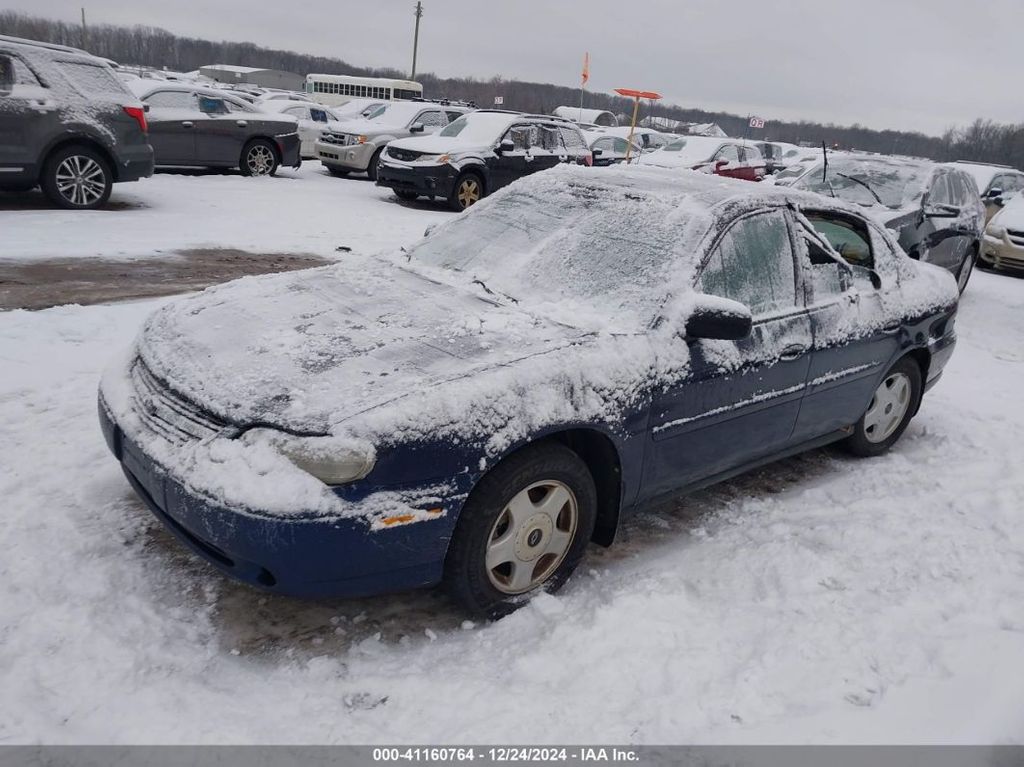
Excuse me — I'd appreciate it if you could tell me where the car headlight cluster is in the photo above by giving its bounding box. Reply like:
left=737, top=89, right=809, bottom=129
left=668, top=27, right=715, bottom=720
left=987, top=224, right=1006, bottom=238
left=274, top=435, right=376, bottom=485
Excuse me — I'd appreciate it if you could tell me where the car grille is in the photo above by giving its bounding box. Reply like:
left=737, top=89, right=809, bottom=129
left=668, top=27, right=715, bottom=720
left=1007, top=229, right=1024, bottom=246
left=320, top=132, right=356, bottom=146
left=388, top=147, right=425, bottom=162
left=131, top=359, right=227, bottom=444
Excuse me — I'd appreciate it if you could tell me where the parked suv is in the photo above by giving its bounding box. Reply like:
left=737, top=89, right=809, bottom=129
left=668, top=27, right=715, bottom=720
left=793, top=155, right=984, bottom=293
left=315, top=101, right=472, bottom=181
left=376, top=110, right=593, bottom=210
left=0, top=35, right=153, bottom=209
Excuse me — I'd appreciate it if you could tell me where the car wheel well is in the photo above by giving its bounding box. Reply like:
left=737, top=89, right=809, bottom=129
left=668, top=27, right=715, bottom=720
left=544, top=430, right=622, bottom=546
left=904, top=348, right=930, bottom=414
left=43, top=138, right=119, bottom=182
left=457, top=168, right=485, bottom=195
left=246, top=137, right=281, bottom=161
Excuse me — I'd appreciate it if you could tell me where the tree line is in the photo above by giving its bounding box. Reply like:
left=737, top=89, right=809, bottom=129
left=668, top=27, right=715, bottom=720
left=3, top=11, right=1022, bottom=170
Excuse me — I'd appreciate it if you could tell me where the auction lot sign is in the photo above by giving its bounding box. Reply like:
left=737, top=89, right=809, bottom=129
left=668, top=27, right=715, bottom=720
left=0, top=746, right=1021, bottom=766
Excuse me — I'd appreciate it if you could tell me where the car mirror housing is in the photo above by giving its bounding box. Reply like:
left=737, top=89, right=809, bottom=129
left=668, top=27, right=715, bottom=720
left=496, top=139, right=516, bottom=155
left=684, top=296, right=753, bottom=341
left=922, top=203, right=959, bottom=218
left=409, top=122, right=425, bottom=133
left=986, top=187, right=1003, bottom=200
left=592, top=148, right=604, bottom=157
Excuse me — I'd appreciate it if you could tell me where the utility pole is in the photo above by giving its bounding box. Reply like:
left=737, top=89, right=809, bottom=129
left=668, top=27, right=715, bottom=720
left=80, top=7, right=88, bottom=51
left=410, top=2, right=423, bottom=81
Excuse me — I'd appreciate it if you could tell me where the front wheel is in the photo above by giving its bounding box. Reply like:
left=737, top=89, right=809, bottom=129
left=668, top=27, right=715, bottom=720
left=844, top=357, right=922, bottom=457
left=956, top=248, right=977, bottom=293
left=444, top=442, right=596, bottom=618
left=240, top=139, right=279, bottom=177
left=41, top=145, right=113, bottom=210
left=366, top=148, right=384, bottom=181
left=448, top=172, right=484, bottom=211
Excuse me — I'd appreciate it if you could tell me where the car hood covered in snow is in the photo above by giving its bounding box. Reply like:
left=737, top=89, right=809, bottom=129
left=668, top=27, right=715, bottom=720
left=990, top=193, right=1024, bottom=230
left=134, top=260, right=591, bottom=435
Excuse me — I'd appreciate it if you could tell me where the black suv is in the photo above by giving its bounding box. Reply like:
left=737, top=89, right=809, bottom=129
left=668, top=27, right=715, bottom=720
left=0, top=35, right=153, bottom=209
left=376, top=110, right=592, bottom=210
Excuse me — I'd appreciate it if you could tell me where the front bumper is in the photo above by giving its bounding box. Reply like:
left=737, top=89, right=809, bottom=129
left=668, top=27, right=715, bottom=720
left=981, top=232, right=1024, bottom=271
left=376, top=160, right=459, bottom=198
left=315, top=139, right=378, bottom=172
left=99, top=397, right=462, bottom=598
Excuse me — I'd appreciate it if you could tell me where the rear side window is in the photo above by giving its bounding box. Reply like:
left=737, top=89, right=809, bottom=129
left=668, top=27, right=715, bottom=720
left=0, top=54, right=42, bottom=89
left=715, top=144, right=740, bottom=163
left=145, top=90, right=195, bottom=109
left=415, top=110, right=445, bottom=128
left=54, top=61, right=130, bottom=98
left=444, top=110, right=464, bottom=123
left=699, top=211, right=797, bottom=316
left=536, top=125, right=564, bottom=152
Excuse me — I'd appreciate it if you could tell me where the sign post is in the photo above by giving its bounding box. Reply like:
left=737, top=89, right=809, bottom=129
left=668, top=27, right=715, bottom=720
left=614, top=87, right=662, bottom=163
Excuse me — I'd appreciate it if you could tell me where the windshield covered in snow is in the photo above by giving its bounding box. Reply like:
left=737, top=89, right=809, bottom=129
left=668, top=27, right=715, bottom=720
left=406, top=170, right=710, bottom=329
left=793, top=156, right=932, bottom=210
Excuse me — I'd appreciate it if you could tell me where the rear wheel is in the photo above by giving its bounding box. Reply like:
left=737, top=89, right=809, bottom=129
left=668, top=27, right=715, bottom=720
left=844, top=357, right=922, bottom=457
left=448, top=172, right=483, bottom=211
left=41, top=145, right=112, bottom=210
left=444, top=442, right=596, bottom=618
left=240, top=139, right=279, bottom=176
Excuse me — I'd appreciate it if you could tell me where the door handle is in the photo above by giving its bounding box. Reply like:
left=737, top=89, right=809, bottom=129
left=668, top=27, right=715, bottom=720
left=235, top=120, right=248, bottom=127
left=780, top=344, right=808, bottom=361
left=181, top=121, right=194, bottom=128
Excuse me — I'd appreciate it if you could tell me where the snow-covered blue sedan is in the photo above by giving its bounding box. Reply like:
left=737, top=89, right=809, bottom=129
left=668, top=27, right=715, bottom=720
left=99, top=166, right=958, bottom=616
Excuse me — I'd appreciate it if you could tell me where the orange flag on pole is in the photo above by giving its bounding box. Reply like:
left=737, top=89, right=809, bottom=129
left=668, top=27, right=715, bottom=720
left=581, top=52, right=590, bottom=86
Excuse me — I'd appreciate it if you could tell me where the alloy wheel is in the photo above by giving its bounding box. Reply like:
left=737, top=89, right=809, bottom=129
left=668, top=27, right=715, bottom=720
left=55, top=155, right=107, bottom=207
left=863, top=372, right=912, bottom=443
left=246, top=145, right=275, bottom=175
left=485, top=480, right=578, bottom=594
left=456, top=178, right=481, bottom=209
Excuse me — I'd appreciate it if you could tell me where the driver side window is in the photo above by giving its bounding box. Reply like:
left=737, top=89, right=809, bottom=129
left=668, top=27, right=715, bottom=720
left=698, top=211, right=797, bottom=317
left=715, top=144, right=739, bottom=163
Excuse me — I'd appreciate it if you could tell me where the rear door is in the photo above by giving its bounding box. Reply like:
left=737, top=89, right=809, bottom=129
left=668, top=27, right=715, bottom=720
left=790, top=210, right=902, bottom=442
left=526, top=123, right=567, bottom=173
left=142, top=90, right=200, bottom=165
left=0, top=53, right=62, bottom=174
left=641, top=207, right=812, bottom=500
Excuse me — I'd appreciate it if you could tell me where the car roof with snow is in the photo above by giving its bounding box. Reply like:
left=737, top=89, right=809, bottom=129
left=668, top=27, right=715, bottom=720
left=949, top=161, right=1024, bottom=192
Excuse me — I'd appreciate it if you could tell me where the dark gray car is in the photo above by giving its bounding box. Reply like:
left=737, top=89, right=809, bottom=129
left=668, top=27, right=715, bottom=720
left=793, top=155, right=985, bottom=293
left=130, top=82, right=301, bottom=176
left=0, top=35, right=153, bottom=209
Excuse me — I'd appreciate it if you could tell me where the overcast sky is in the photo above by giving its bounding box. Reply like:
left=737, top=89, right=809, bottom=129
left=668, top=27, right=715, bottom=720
left=13, top=0, right=1023, bottom=134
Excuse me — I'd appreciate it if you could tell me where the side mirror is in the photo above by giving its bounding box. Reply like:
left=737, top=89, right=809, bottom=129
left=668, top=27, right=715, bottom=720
left=684, top=296, right=753, bottom=341
left=715, top=159, right=730, bottom=169
left=986, top=187, right=1003, bottom=200
left=409, top=122, right=425, bottom=133
left=496, top=139, right=516, bottom=155
left=591, top=148, right=603, bottom=157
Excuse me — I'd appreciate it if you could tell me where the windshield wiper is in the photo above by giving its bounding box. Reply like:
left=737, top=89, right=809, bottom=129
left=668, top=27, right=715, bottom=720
left=836, top=172, right=884, bottom=205
left=472, top=278, right=518, bottom=305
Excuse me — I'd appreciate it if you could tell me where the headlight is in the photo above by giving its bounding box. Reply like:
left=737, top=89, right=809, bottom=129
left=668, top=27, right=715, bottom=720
left=357, top=135, right=368, bottom=144
left=278, top=439, right=376, bottom=485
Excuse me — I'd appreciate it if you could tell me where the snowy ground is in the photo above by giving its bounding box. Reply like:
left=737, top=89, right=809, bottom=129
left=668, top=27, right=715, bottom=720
left=1, top=169, right=1023, bottom=744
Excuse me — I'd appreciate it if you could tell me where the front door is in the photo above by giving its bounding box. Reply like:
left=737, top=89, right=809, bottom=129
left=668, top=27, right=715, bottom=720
left=195, top=97, right=249, bottom=167
left=641, top=208, right=812, bottom=502
left=489, top=123, right=533, bottom=192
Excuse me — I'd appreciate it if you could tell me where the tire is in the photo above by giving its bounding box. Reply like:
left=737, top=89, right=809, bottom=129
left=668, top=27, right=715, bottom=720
left=956, top=247, right=977, bottom=293
left=394, top=190, right=419, bottom=201
left=366, top=148, right=383, bottom=181
left=444, top=442, right=597, bottom=618
left=240, top=139, right=279, bottom=177
left=40, top=145, right=112, bottom=210
left=326, top=166, right=349, bottom=178
left=843, top=357, right=922, bottom=457
left=448, top=172, right=484, bottom=211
